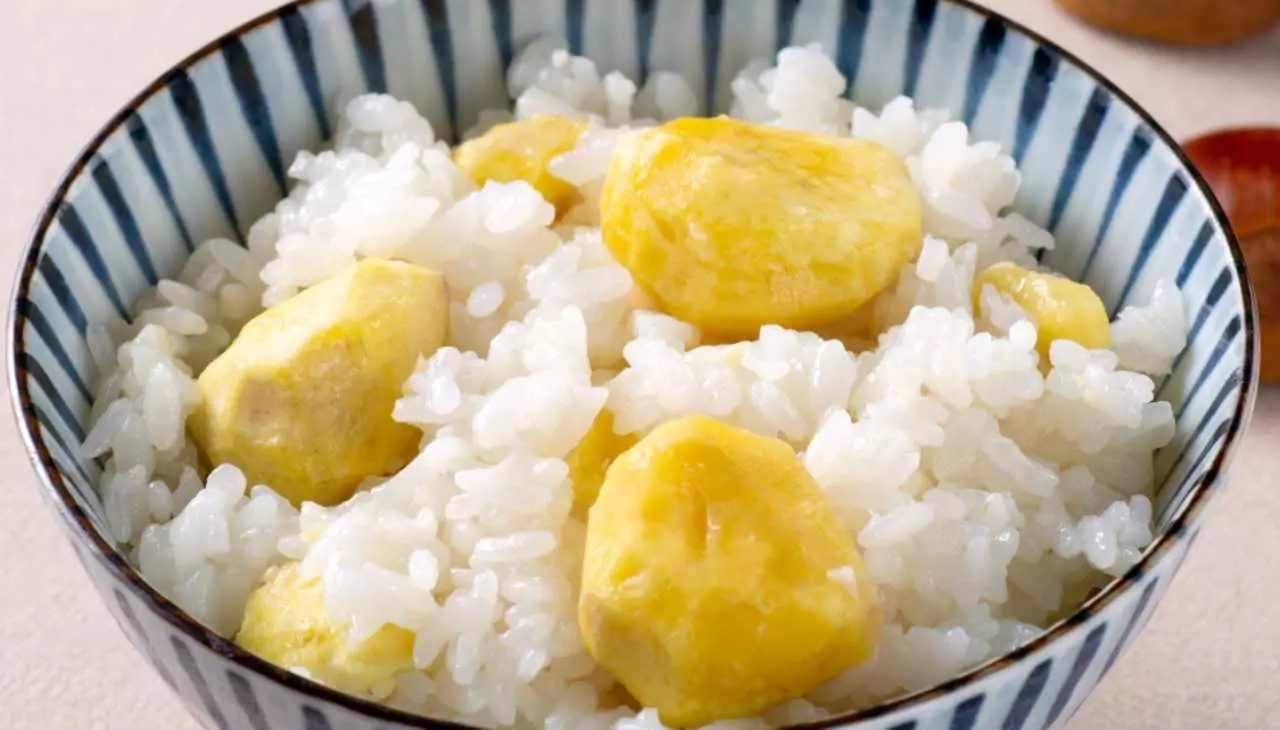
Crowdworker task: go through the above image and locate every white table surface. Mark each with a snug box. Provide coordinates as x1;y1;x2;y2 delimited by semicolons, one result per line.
1;2;1278;728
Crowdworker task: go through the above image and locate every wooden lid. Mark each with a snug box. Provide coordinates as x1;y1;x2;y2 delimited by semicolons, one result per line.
1055;0;1280;45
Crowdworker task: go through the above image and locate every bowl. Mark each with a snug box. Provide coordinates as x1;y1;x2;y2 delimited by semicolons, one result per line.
7;1;1257;729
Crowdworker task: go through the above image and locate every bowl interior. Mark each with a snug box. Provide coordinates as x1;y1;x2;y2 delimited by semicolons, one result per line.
12;0;1251;618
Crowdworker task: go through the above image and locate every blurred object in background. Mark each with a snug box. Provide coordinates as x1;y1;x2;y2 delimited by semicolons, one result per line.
1186;130;1280;238
1184;128;1280;381
1056;0;1280;45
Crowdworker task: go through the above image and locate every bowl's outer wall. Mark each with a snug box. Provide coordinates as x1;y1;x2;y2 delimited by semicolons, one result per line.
9;1;1254;729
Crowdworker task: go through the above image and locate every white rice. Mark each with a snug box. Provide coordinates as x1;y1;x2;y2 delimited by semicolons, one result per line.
81;42;1187;729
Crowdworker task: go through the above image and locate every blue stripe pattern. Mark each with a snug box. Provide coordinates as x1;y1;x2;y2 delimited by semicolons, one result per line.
31;403;95;488
565;0;586;53
221;37;288;195
1047;85;1109;233
1001;659;1051;730
57;204;131;320
124;115;197;251
963;17;1005;124
1113;172;1190;313
228;671;273;730
11;2;1253;730
1101;579;1159;675
16;299;90;401
1183;419;1233;488
24;353;88;442
775;0;800;51
344;0;389;93
902;0;938;97
302;706;334;730
489;0;514;74
1079;128;1152;279
636;0;656;78
279;6;334;140
112;590;177;690
172;636;231;730
702;0;724;115
1174;316;1243;421
949;695;985;729
1176;220;1216;287
37;253;89;332
169;70;242;238
420;1;458;138
1159;267;1233;397
836;0;871;96
91;159;161;285
1160;369;1243;493
1044;626;1106;727
1013;47;1056;164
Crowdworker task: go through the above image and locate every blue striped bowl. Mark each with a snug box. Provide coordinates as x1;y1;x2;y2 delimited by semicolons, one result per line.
6;1;1257;729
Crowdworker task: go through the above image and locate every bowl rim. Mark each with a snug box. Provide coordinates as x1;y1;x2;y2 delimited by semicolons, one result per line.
6;0;1259;727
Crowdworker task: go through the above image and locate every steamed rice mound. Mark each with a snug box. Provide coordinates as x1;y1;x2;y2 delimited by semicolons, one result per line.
81;42;1186;730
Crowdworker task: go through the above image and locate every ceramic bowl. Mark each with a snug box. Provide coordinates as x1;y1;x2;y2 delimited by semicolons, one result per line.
6;1;1257;729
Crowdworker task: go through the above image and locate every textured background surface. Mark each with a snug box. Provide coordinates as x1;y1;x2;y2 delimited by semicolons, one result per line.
1;1;1277;728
